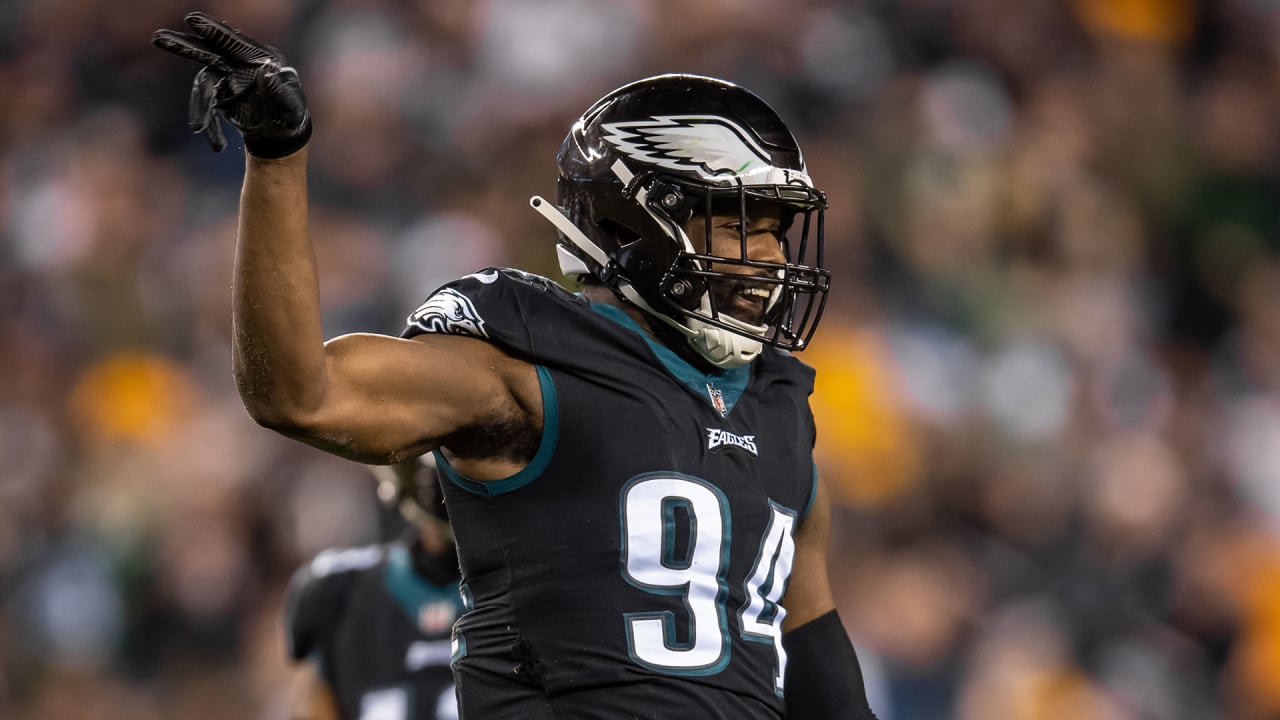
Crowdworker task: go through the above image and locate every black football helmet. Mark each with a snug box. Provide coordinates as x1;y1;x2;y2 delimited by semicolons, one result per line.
530;73;830;367
372;455;451;535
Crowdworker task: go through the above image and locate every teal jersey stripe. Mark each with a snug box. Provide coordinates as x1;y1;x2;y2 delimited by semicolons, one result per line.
802;463;819;521
589;302;751;414
434;365;558;496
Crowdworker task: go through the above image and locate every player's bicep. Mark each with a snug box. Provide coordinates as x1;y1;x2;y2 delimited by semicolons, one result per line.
287;332;528;463
781;471;836;632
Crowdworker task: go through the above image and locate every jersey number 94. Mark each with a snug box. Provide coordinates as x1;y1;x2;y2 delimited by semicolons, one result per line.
620;474;797;694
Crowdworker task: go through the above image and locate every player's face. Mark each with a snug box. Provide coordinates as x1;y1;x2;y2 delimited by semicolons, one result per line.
685;205;786;326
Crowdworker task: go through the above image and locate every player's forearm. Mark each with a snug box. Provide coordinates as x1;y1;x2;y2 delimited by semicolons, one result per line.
232;149;329;429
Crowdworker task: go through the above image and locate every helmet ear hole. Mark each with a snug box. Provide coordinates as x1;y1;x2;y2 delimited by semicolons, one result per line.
646;179;694;214
662;273;705;310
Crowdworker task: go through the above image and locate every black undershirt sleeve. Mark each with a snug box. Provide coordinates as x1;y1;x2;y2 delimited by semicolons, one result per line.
782;610;879;720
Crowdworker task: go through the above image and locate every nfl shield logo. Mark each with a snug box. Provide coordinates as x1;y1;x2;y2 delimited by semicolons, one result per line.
706;383;727;416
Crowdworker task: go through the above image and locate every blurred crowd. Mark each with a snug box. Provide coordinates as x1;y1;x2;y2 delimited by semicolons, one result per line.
2;0;1280;718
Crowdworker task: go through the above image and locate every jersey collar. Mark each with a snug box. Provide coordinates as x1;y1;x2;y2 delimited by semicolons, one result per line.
590;301;751;415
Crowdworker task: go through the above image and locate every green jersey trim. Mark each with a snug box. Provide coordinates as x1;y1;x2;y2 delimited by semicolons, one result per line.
434;365;559;496
589;302;751;414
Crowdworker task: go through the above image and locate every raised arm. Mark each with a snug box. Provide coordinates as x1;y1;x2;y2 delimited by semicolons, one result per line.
154;13;538;465
234;152;533;463
232;149;322;427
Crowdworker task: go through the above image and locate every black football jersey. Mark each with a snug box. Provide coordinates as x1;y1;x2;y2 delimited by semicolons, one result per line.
286;536;466;720
402;268;819;720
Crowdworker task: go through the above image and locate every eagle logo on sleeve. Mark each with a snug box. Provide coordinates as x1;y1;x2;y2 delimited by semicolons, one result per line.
408;288;489;338
600;115;811;186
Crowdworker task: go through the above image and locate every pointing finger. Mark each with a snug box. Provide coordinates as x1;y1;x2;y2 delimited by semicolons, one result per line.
151;29;230;70
184;12;274;65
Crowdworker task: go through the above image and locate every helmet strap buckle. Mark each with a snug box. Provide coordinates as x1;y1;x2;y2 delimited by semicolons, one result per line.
597;260;624;287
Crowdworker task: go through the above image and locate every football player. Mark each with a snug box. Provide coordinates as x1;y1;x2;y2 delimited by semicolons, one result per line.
154;12;878;720
285;457;463;720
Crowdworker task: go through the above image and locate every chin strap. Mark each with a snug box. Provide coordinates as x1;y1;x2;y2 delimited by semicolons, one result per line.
684;318;762;368
683;292;764;368
530;195;761;369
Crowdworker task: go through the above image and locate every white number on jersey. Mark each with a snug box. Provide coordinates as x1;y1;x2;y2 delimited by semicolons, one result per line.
620;474;799;690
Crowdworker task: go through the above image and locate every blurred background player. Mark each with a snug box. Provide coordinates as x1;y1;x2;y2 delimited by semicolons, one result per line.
285;456;463;720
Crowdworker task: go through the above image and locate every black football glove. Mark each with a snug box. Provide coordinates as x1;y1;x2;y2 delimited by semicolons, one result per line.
152;12;311;158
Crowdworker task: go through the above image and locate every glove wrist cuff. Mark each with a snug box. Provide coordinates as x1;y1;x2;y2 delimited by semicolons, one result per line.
245;116;312;159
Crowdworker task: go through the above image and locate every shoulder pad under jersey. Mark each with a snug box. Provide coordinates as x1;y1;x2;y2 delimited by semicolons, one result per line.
401;267;582;355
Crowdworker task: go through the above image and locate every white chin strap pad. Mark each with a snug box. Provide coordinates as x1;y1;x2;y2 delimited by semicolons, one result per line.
684;292;766;369
685;317;763;368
